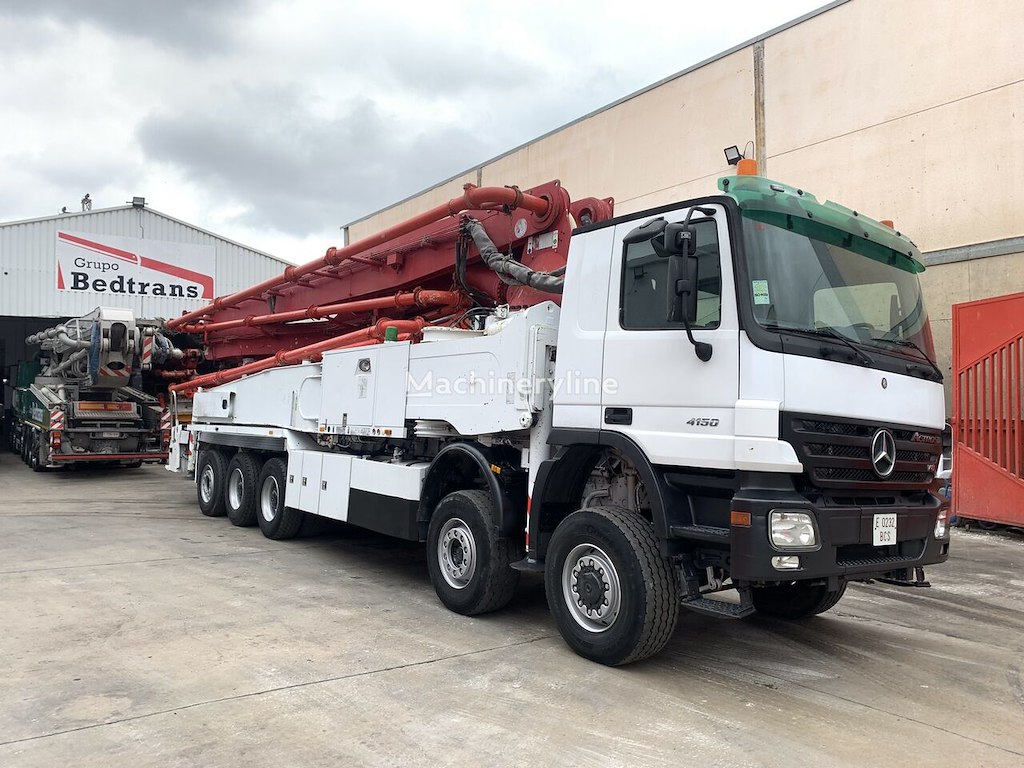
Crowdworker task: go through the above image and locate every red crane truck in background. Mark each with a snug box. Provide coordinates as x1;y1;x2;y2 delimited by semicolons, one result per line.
165;161;951;665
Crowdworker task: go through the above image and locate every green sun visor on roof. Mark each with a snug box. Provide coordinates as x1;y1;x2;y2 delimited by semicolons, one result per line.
718;174;925;274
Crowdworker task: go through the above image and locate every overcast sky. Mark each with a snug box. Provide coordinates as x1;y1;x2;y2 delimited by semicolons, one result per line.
1;0;830;264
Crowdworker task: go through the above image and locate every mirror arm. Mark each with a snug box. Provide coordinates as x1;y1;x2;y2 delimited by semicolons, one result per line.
681;314;713;362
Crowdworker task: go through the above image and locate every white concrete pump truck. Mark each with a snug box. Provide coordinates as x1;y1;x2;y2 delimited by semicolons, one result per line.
168;164;949;665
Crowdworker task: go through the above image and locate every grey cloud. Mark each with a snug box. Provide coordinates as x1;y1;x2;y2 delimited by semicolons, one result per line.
134;60;637;243
136;87;492;239
0;142;144;217
0;0;254;51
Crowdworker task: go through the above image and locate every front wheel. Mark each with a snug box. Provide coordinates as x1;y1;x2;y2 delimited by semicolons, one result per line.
750;580;847;619
545;506;679;666
426;490;521;616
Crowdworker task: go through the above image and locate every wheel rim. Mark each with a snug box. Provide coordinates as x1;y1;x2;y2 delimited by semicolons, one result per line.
437;517;477;589
562;543;622;633
199;465;215;504
228;467;244;510
260;476;279;523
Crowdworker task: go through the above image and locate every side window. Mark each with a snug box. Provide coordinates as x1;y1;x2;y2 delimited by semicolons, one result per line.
621;218;721;329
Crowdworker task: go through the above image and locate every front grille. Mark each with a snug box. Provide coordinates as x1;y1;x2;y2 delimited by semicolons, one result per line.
830;496;897;506
783;413;941;491
816;467;932;484
806;442;863;459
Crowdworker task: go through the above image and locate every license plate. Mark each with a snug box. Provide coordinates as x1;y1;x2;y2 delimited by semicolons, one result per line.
873;513;897;546
99;431;121;439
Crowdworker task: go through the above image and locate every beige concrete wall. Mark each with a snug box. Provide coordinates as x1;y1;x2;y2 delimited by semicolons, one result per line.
767;82;1024;252
764;0;1024;252
480;50;754;216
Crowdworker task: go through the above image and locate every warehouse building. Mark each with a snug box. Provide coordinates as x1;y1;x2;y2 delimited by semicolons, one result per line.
346;0;1022;414
0;199;287;409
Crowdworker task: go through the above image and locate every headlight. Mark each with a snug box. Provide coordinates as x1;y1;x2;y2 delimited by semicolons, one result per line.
769;510;817;548
934;507;949;539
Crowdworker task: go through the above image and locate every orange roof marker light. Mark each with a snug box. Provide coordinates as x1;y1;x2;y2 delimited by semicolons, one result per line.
736;158;759;176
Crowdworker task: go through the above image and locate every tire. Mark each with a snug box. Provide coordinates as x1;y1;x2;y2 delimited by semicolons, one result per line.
751;580;847;620
27;432;39;471
31;433;48;472
256;457;304;540
426;489;522;616
225;453;260;527
545;506;679;666
197;449;228;517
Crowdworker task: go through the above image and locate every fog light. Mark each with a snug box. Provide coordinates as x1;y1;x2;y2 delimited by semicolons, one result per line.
934;507;949;539
769;510;817;548
772;556;801;570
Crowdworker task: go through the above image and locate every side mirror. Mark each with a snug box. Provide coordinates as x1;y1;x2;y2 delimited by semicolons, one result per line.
667;252;713;362
667;253;699;324
662;222;697;256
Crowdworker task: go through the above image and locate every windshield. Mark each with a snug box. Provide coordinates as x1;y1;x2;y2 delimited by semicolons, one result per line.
741;213;936;361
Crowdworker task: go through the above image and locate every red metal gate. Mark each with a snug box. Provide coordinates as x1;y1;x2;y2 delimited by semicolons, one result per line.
952;291;1024;525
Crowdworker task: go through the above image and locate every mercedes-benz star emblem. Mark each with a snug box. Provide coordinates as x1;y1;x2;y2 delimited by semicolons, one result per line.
870;429;897;479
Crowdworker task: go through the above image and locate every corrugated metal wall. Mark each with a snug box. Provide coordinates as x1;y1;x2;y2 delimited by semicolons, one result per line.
0;206;287;318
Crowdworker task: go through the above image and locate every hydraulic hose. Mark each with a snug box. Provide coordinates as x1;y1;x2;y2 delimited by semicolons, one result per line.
460;217;564;294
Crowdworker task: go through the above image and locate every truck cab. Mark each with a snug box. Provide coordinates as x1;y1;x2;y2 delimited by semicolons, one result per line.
527;171;948;661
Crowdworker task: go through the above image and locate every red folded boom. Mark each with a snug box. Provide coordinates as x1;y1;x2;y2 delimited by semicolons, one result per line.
167;180;613;393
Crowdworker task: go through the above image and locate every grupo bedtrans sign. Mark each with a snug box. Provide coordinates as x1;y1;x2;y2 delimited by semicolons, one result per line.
55;231;216;300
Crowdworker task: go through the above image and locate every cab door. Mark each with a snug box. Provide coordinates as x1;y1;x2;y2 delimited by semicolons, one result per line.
600;203;739;469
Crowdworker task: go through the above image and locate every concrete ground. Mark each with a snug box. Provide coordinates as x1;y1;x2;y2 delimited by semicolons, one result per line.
1;460;1023;768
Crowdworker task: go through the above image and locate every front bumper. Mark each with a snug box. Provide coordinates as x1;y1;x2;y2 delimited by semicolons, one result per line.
729;487;950;582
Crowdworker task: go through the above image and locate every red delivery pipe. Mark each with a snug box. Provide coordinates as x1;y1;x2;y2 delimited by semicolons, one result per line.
170;318;427;393
153;369;197;380
176;289;462;335
165;185;550;331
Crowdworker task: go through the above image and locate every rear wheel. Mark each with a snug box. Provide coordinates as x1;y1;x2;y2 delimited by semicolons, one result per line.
545;506;679;666
197;449;228;517
751;580;847;619
427;489;521;615
256;457;304;540
31;434;48;472
225;453;260;527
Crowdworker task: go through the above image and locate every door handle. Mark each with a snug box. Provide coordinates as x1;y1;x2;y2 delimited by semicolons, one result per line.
604;407;633;425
